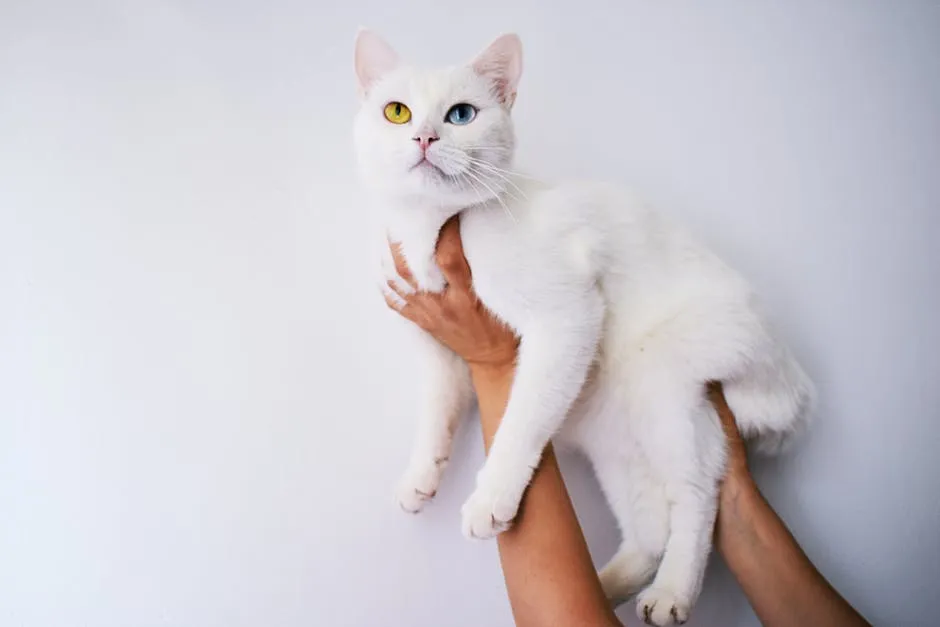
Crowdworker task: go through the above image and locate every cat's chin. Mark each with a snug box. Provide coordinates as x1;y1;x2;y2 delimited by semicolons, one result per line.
410;158;448;177
369;174;492;211
382;192;474;212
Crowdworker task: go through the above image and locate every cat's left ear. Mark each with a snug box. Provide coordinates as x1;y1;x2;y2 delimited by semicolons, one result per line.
354;28;400;96
471;34;523;108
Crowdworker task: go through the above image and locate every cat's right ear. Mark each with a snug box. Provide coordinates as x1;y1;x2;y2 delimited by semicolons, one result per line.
354;29;400;97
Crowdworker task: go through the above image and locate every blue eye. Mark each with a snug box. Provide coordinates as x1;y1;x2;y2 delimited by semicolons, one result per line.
445;103;477;125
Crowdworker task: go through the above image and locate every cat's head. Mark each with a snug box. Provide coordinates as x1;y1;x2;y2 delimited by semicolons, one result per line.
353;30;522;209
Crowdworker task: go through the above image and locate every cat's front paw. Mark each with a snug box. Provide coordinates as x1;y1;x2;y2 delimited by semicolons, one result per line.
461;464;533;539
413;263;446;293
396;459;446;514
461;456;537;539
460;484;518;539
635;587;690;626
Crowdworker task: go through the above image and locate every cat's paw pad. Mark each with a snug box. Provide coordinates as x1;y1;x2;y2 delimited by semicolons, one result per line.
636;587;690;626
460;485;519;539
396;459;446;514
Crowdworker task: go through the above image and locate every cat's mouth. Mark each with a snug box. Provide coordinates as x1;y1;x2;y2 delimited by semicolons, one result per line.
409;156;447;177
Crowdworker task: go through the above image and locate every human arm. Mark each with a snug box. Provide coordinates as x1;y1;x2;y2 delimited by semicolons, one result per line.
385;217;622;627
472;365;622;627
709;382;871;627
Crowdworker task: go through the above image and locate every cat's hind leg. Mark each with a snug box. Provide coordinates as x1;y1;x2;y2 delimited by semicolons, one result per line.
633;390;725;626
396;331;473;513
596;452;669;605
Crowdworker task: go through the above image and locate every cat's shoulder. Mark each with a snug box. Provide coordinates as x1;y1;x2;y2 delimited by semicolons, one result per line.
525;177;645;206
517;177;653;229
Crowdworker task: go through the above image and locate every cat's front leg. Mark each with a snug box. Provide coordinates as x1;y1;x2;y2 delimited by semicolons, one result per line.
461;291;604;539
396;321;474;512
400;244;446;293
388;217;448;293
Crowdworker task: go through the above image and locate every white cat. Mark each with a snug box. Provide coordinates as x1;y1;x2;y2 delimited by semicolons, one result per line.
353;30;814;626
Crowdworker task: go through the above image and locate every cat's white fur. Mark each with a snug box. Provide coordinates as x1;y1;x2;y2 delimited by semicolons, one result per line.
353;30;814;626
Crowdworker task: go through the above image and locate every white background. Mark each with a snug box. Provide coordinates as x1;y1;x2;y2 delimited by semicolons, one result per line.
2;1;938;626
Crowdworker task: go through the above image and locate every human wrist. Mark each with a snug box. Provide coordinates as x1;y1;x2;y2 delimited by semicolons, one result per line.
469;359;516;384
719;469;760;528
469;360;515;450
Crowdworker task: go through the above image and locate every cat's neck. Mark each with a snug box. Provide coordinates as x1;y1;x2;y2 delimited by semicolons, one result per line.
378;197;458;242
382;197;461;220
375;186;518;241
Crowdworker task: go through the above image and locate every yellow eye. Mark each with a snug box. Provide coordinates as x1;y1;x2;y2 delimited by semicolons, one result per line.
384;101;412;124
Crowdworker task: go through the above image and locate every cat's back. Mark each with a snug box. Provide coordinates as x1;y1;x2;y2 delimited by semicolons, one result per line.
515;177;651;236
490;177;730;282
466;177;654;258
460;177;639;280
462;175;751;326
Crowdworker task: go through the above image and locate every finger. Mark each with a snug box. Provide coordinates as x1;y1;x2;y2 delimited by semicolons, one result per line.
386;292;439;334
383;290;405;312
385;278;439;323
383;290;423;325
386;278;414;303
381;277;412;313
707;382;730;421
435;216;472;291
707;381;742;441
382;278;410;313
386;274;415;299
388;239;417;289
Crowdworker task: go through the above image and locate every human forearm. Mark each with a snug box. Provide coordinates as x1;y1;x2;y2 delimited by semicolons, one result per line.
385;224;620;626
471;364;622;627
710;387;870;627
717;475;869;627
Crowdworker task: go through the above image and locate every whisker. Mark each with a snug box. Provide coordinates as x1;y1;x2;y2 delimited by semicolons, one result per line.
462;168;517;223
463;157;543;183
462;146;512;152
468;167;526;205
434;144;526;201
459;171;487;208
467;163;526;201
467;160;529;200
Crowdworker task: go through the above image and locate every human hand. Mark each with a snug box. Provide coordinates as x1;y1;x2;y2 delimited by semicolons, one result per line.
707;381;755;501
384;216;519;374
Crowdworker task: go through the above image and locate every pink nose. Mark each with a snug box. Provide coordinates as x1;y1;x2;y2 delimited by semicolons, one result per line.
412;131;439;151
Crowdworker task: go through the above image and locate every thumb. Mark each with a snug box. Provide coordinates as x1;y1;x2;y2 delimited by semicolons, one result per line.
435;216;472;291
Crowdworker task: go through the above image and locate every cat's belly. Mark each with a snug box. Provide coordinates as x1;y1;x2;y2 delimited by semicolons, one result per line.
554;364;630;454
554;365;726;500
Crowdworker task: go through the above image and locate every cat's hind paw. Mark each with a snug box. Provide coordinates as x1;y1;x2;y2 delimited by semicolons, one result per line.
598;550;658;606
635;587;690;626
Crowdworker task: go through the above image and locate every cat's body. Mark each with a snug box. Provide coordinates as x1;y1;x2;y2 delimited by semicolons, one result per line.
354;31;814;626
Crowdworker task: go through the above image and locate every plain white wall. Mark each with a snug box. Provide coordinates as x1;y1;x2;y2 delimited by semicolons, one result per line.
2;1;938;625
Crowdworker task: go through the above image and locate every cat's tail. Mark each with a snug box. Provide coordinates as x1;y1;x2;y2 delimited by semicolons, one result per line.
722;342;816;456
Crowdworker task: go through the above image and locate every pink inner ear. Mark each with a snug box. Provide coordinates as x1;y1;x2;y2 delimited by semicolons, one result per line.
471;34;522;105
355;29;400;93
